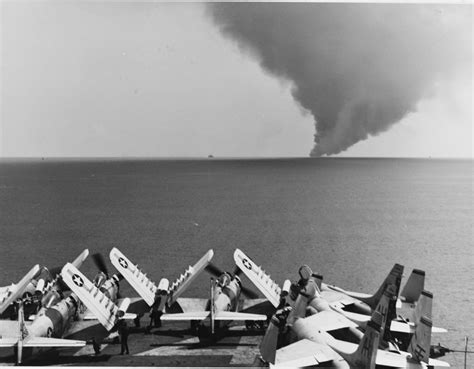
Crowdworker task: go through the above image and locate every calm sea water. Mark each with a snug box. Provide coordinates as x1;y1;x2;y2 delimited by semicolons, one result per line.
0;158;472;365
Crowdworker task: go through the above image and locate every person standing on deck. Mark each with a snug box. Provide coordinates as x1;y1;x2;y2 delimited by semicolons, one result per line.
118;320;130;355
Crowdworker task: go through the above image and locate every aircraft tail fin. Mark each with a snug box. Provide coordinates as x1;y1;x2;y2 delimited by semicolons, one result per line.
347;310;381;369
61;263;135;331
109;247;158;307
0;264;40;314
413;290;432;323
167;249;214;306
401;269;425;303
408;315;432;364
233;249;282;308
356;263;404;310
374;284;397;345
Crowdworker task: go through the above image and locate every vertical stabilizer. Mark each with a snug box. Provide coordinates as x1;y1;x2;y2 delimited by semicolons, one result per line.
408;315;432;364
413;290;432;323
401;269;425;303
356;263;404;310
374;284;397;345
347;310;381;369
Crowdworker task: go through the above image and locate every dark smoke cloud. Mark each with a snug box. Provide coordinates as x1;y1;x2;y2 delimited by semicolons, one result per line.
206;4;471;156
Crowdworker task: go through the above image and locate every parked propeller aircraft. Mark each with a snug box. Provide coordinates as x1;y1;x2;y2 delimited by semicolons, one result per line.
61;262;136;338
160;269;268;339
235;249;448;364
0;249;90;321
109;247;214;317
260;278;449;368
322;267;425;313
0;265;41;317
234;249;442;337
0;250;91;365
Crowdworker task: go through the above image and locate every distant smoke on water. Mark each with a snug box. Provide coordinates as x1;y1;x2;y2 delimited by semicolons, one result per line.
207;4;471;156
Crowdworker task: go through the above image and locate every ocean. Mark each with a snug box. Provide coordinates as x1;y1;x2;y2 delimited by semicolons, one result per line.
0;158;472;366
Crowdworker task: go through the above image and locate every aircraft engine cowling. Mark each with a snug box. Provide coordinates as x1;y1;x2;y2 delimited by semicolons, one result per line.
117;297;131;318
157;278;169;294
35;279;46;294
154;278;169;311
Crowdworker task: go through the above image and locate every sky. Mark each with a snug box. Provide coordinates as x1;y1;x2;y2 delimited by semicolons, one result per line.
1;2;472;158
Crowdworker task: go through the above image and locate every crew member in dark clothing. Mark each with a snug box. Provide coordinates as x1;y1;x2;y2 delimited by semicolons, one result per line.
118;320;130;355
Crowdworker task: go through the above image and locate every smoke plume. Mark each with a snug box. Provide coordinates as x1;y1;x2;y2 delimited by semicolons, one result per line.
207;4;471;156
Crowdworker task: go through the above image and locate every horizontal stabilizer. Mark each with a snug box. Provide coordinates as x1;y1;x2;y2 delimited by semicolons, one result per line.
168;250;214;305
0;265;41;314
109;247;157;307
23;337;86;348
0;337;85;348
0;337;19;347
275;339;333;366
326;285;373;299
302;310;358;332
390;320;447;334
233;249;281;308
161;311;267;321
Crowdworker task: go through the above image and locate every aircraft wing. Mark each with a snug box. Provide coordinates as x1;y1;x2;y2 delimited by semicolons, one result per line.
275;339;334;366
428;358;450;367
109;247;157;307
0;337;20;347
390;320;447;334
233;249;281;308
23;337;86;347
161;311;267;321
167;250;214;305
71;249;89;270
214;311;267;321
301;310;358;332
374;350;416;368
0;264;40;314
0;336;85;348
161;311;210;321
61;263;119;331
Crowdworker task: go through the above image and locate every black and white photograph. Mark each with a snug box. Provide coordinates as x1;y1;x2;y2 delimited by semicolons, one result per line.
0;1;472;367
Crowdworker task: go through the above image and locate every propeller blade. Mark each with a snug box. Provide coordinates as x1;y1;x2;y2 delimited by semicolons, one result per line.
92;253;109;276
241;286;259;299
55;278;71;292
48;266;62;279
233;265;242;277
205;263;224;277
